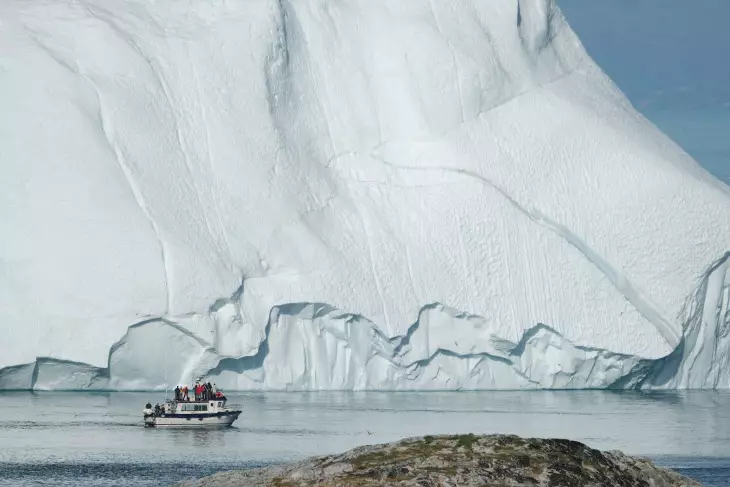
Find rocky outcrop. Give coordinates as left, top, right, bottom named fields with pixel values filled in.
left=178, top=434, right=699, bottom=486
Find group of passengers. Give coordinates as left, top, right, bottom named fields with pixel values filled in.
left=173, top=381, right=226, bottom=402
left=143, top=402, right=166, bottom=416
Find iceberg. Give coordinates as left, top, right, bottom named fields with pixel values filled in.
left=5, top=251, right=729, bottom=390
left=1, top=0, right=728, bottom=390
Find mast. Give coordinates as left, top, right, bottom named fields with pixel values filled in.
left=164, top=322, right=169, bottom=401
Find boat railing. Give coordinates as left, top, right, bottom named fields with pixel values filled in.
left=224, top=403, right=243, bottom=411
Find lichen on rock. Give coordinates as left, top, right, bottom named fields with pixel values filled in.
left=177, top=434, right=699, bottom=486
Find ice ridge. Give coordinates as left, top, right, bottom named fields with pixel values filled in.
left=1, top=252, right=727, bottom=391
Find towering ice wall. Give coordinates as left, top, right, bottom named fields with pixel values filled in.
left=1, top=0, right=728, bottom=390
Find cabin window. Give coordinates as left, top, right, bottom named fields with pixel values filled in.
left=182, top=404, right=208, bottom=412
left=218, top=402, right=222, bottom=407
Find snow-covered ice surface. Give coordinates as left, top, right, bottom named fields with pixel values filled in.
left=1, top=0, right=728, bottom=390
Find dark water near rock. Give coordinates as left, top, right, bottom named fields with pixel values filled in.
left=0, top=391, right=728, bottom=486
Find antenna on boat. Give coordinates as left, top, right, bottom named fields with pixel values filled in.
left=163, top=322, right=169, bottom=401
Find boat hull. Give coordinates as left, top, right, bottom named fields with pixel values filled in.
left=144, top=411, right=241, bottom=428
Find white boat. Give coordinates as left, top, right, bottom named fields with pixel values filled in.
left=143, top=398, right=242, bottom=428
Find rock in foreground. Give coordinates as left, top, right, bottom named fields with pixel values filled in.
left=178, top=434, right=699, bottom=486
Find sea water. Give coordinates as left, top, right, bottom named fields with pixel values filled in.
left=0, top=391, right=728, bottom=486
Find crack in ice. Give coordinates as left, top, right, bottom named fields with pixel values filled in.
left=23, top=31, right=173, bottom=316
left=367, top=155, right=681, bottom=348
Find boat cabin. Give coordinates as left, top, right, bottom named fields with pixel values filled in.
left=144, top=398, right=243, bottom=427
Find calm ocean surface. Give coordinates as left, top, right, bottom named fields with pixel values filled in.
left=0, top=391, right=728, bottom=486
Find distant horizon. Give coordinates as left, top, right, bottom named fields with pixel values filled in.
left=560, top=0, right=729, bottom=185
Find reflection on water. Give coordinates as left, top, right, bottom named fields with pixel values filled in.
left=0, top=390, right=729, bottom=486
left=151, top=427, right=234, bottom=450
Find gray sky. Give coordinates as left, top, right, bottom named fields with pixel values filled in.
left=558, top=0, right=730, bottom=184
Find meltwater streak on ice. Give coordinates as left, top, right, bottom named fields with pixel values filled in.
left=1, top=0, right=730, bottom=388
left=362, top=152, right=681, bottom=348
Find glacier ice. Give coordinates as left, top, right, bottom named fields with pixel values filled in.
left=0, top=253, right=730, bottom=390
left=1, top=0, right=729, bottom=390
left=3, top=252, right=729, bottom=390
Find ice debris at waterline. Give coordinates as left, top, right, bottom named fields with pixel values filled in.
left=177, top=434, right=700, bottom=486
left=2, top=253, right=730, bottom=391
left=2, top=0, right=729, bottom=390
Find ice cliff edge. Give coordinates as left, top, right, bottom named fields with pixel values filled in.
left=1, top=0, right=728, bottom=390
